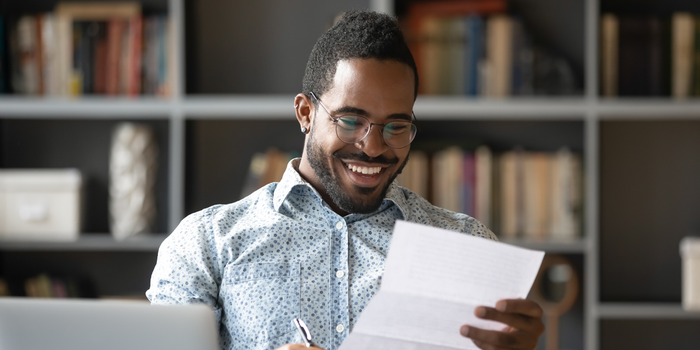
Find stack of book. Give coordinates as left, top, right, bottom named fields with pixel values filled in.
left=2, top=2, right=173, bottom=96
left=600, top=12, right=700, bottom=98
left=403, top=0, right=577, bottom=97
left=396, top=146, right=583, bottom=241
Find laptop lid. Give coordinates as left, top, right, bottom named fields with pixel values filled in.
left=0, top=297, right=219, bottom=350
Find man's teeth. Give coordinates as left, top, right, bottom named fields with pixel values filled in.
left=347, top=163, right=382, bottom=175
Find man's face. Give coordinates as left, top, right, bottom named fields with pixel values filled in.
left=302, top=58, right=415, bottom=214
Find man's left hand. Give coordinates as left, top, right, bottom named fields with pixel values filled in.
left=460, top=298, right=544, bottom=350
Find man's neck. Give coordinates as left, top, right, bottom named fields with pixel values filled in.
left=293, top=157, right=348, bottom=216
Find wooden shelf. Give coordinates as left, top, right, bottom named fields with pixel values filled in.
left=0, top=234, right=167, bottom=251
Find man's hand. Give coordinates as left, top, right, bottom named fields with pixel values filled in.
left=460, top=299, right=544, bottom=350
left=274, top=344, right=325, bottom=350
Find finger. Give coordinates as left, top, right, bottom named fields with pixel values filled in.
left=474, top=306, right=543, bottom=333
left=460, top=325, right=527, bottom=350
left=495, top=299, right=544, bottom=319
left=471, top=338, right=511, bottom=350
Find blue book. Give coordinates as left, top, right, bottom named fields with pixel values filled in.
left=464, top=15, right=483, bottom=96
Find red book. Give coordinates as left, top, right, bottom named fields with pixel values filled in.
left=127, top=16, right=142, bottom=96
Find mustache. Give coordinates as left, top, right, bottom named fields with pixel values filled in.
left=332, top=150, right=399, bottom=165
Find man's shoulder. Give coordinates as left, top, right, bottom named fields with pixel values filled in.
left=180, top=183, right=278, bottom=230
left=395, top=185, right=498, bottom=241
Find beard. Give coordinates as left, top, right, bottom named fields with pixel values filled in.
left=306, top=129, right=409, bottom=214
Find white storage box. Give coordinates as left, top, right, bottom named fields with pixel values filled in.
left=0, top=169, right=82, bottom=240
left=680, top=237, right=700, bottom=311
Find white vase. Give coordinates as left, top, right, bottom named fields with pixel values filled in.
left=109, top=123, right=158, bottom=240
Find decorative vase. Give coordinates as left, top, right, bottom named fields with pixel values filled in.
left=109, top=123, right=158, bottom=240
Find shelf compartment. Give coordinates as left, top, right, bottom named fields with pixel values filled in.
left=0, top=119, right=171, bottom=234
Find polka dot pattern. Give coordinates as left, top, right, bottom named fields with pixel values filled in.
left=147, top=159, right=496, bottom=350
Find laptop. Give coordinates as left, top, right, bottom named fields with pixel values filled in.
left=0, top=297, right=219, bottom=350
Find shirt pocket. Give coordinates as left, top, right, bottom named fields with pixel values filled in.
left=219, top=261, right=301, bottom=346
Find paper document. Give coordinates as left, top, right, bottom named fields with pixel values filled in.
left=339, top=220, right=545, bottom=350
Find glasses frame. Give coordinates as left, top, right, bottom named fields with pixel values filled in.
left=309, top=91, right=418, bottom=149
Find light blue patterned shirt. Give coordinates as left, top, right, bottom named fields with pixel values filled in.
left=147, top=159, right=496, bottom=350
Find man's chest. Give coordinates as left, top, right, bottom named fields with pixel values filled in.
left=216, top=213, right=394, bottom=350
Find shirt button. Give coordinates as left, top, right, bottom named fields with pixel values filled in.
left=336, top=324, right=345, bottom=333
left=336, top=221, right=343, bottom=230
left=336, top=270, right=345, bottom=278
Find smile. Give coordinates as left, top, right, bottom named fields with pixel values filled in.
left=346, top=163, right=382, bottom=175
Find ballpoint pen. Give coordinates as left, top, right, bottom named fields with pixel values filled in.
left=292, top=318, right=318, bottom=348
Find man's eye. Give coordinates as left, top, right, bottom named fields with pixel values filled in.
left=385, top=123, right=408, bottom=133
left=339, top=117, right=364, bottom=129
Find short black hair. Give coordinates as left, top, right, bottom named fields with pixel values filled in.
left=302, top=10, right=418, bottom=100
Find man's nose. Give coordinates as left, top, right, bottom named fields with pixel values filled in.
left=355, top=126, right=388, bottom=158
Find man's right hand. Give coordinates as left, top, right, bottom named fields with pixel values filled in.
left=274, top=344, right=325, bottom=350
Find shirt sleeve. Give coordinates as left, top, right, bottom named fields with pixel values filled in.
left=146, top=207, right=224, bottom=322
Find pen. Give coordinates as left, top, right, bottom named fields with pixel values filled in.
left=292, top=318, right=318, bottom=348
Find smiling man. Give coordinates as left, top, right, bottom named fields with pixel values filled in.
left=147, top=10, right=544, bottom=350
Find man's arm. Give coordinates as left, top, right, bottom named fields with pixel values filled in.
left=461, top=299, right=545, bottom=350
left=146, top=210, right=223, bottom=321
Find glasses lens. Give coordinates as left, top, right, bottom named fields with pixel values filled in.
left=336, top=116, right=369, bottom=142
left=383, top=122, right=417, bottom=148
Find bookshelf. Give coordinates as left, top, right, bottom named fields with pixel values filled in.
left=0, top=0, right=699, bottom=349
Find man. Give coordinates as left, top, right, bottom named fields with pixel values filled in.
left=147, top=10, right=544, bottom=350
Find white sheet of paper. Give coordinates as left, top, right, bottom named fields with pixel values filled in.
left=339, top=220, right=545, bottom=350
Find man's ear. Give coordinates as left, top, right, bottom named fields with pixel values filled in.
left=294, top=93, right=313, bottom=134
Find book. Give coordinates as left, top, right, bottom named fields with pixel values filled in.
left=105, top=19, right=124, bottom=95
left=0, top=16, right=5, bottom=93
left=55, top=1, right=141, bottom=96
left=474, top=146, right=492, bottom=228
left=464, top=15, right=484, bottom=96
left=499, top=149, right=523, bottom=238
left=397, top=150, right=429, bottom=199
left=15, top=15, right=41, bottom=94
left=523, top=152, right=551, bottom=239
left=693, top=16, right=700, bottom=96
left=600, top=13, right=618, bottom=97
left=618, top=16, right=661, bottom=96
left=672, top=12, right=695, bottom=99
left=511, top=17, right=534, bottom=96
left=485, top=14, right=513, bottom=97
left=40, top=14, right=59, bottom=96
left=549, top=148, right=582, bottom=239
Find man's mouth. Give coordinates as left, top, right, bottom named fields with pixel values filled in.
left=346, top=163, right=382, bottom=175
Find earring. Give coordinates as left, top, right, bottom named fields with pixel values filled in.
left=301, top=127, right=308, bottom=133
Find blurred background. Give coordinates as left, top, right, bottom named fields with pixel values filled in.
left=1, top=0, right=700, bottom=349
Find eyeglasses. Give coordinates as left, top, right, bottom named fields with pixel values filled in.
left=309, top=92, right=418, bottom=149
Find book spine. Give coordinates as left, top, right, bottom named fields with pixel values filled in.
left=106, top=19, right=123, bottom=95
left=672, top=12, right=695, bottom=99
left=692, top=16, right=700, bottom=96
left=128, top=16, right=142, bottom=96
left=600, top=14, right=618, bottom=97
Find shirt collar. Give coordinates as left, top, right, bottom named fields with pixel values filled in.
left=274, top=158, right=410, bottom=220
